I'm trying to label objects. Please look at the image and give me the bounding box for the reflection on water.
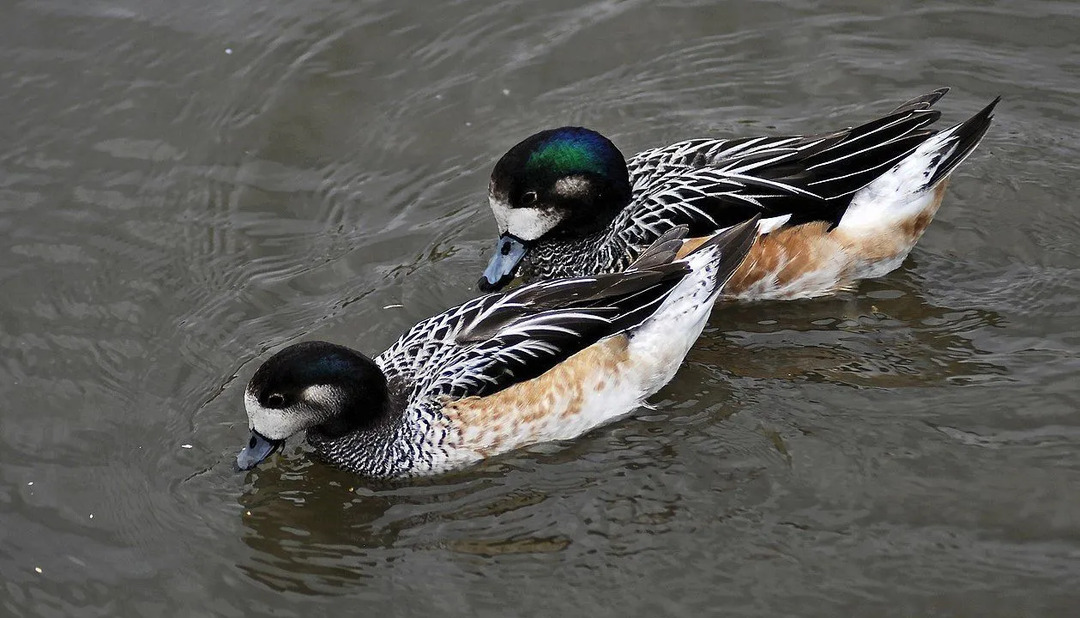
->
[696,262,1009,388]
[236,458,561,594]
[232,419,776,596]
[237,463,399,594]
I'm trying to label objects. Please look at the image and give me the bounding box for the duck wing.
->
[377,224,754,402]
[620,88,951,239]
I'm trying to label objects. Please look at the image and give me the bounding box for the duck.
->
[478,88,999,300]
[236,218,758,478]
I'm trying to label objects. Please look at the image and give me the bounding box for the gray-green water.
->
[3,1,1079,615]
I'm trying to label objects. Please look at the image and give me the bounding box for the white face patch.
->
[244,388,331,441]
[488,196,564,241]
[489,195,512,234]
[505,208,563,241]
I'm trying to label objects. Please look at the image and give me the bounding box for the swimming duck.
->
[236,219,758,478]
[478,88,999,300]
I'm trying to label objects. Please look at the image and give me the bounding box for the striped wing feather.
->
[376,244,691,402]
[620,88,954,244]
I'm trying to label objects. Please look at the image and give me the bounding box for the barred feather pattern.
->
[313,269,686,477]
[515,90,953,282]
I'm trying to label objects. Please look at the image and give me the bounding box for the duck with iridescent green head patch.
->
[478,89,999,300]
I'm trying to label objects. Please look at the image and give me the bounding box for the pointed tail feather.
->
[888,87,950,115]
[838,97,999,233]
[923,96,1000,188]
[792,91,950,209]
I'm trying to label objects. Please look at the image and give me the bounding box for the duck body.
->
[237,220,757,478]
[479,89,999,300]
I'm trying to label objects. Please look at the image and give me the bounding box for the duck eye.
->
[521,191,538,205]
[266,393,286,408]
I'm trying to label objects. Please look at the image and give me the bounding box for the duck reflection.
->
[693,262,1008,387]
[235,457,396,594]
[234,453,567,594]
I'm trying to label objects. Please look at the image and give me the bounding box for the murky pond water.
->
[3,0,1079,615]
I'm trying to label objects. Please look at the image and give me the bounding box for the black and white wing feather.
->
[614,165,830,250]
[375,241,691,403]
[619,88,953,243]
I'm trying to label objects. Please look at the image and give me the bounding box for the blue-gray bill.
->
[478,234,528,292]
[235,430,282,471]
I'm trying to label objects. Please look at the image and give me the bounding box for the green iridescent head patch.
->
[526,128,612,178]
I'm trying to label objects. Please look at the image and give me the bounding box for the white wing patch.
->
[757,214,792,234]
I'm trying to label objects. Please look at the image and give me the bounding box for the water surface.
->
[2,0,1079,615]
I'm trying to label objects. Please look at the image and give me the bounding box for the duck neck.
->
[523,224,634,280]
[305,384,449,479]
[306,421,414,478]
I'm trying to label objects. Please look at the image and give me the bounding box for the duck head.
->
[236,341,389,471]
[478,127,631,292]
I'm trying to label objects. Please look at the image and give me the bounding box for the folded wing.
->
[619,88,955,245]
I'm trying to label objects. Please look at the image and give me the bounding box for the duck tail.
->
[837,97,999,234]
[887,87,951,115]
[922,96,1000,188]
